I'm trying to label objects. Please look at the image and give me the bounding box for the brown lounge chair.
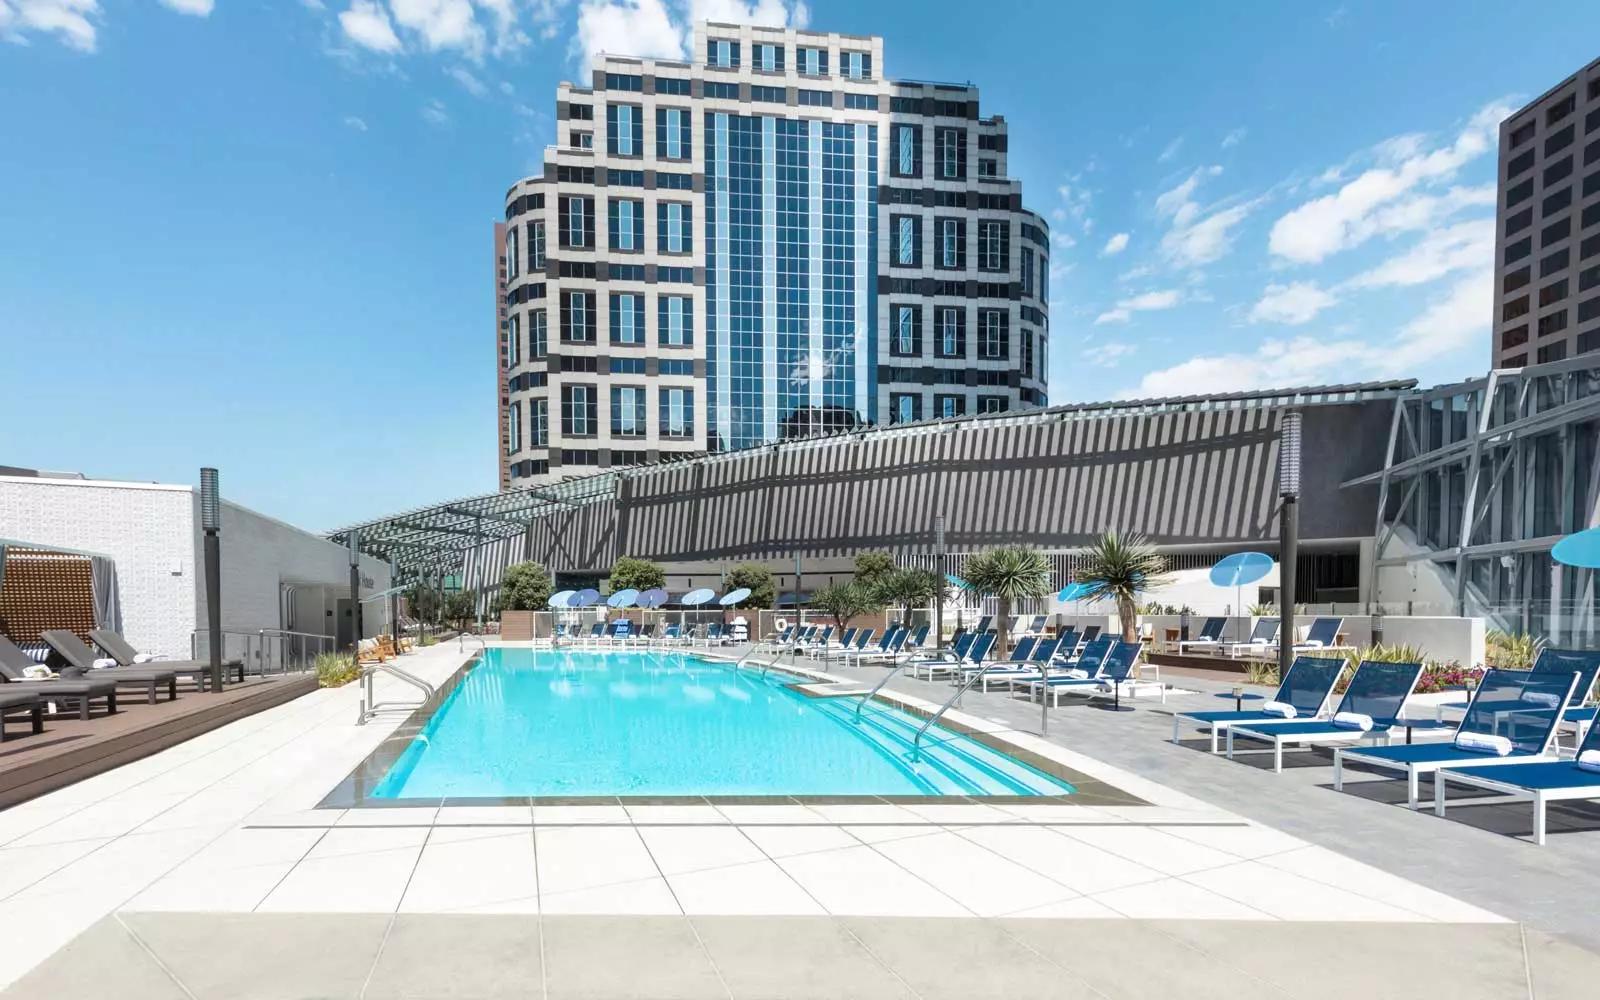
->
[42,631,180,704]
[89,629,244,689]
[0,636,119,719]
[1,689,45,741]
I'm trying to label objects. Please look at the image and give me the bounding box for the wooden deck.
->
[0,674,318,809]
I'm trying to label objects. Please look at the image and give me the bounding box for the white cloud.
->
[421,98,450,125]
[1101,232,1130,256]
[499,79,514,94]
[390,0,484,56]
[1094,289,1183,325]
[1084,342,1135,367]
[0,0,101,51]
[448,65,488,96]
[1221,127,1246,149]
[1158,136,1183,163]
[343,115,369,130]
[1150,165,1253,268]
[1344,218,1494,290]
[339,0,401,52]
[571,0,802,72]
[1267,101,1511,264]
[1248,281,1338,325]
[158,0,213,14]
[1052,232,1077,250]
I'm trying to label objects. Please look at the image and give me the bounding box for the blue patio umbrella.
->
[719,587,752,606]
[1057,581,1093,602]
[681,588,716,606]
[636,588,669,608]
[571,588,601,608]
[548,589,575,609]
[1553,527,1600,569]
[1210,551,1274,618]
[946,573,969,590]
[606,588,640,608]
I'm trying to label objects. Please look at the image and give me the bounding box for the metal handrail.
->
[854,660,907,720]
[357,662,437,725]
[458,633,487,655]
[912,662,993,755]
[759,642,805,678]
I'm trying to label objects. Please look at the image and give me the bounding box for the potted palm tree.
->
[1074,531,1170,643]
[960,547,1052,658]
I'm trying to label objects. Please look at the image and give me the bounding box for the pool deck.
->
[2,639,1599,998]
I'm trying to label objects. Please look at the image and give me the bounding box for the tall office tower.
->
[499,22,1051,486]
[1492,56,1600,368]
[495,219,512,490]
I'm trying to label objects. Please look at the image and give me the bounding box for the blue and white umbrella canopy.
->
[571,588,601,608]
[548,589,576,609]
[946,573,969,590]
[636,588,669,608]
[718,587,752,606]
[681,588,717,606]
[1209,552,1274,588]
[1553,528,1600,569]
[1057,581,1093,602]
[606,588,640,609]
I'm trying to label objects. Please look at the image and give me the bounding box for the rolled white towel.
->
[1301,640,1326,648]
[132,652,166,664]
[1521,691,1562,710]
[1065,668,1089,679]
[1261,701,1296,719]
[22,664,54,680]
[1576,750,1600,773]
[92,657,118,670]
[1332,712,1374,731]
[1456,731,1514,756]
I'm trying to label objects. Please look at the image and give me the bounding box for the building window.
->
[891,304,921,356]
[560,290,596,343]
[797,46,826,76]
[936,217,966,269]
[890,393,920,423]
[611,385,646,437]
[1021,246,1035,297]
[977,309,1008,360]
[561,385,597,437]
[891,214,921,267]
[936,306,965,358]
[708,38,739,68]
[1503,296,1531,322]
[797,89,830,107]
[506,313,522,368]
[1039,253,1048,304]
[1020,327,1035,379]
[660,387,694,437]
[977,158,997,178]
[753,85,786,104]
[977,220,1009,272]
[1538,341,1569,364]
[1509,120,1536,148]
[559,196,593,249]
[978,396,1008,414]
[1543,216,1573,248]
[892,124,921,178]
[528,221,546,271]
[659,201,692,253]
[530,310,548,357]
[1502,325,1530,351]
[531,398,548,446]
[569,130,592,150]
[610,292,645,344]
[935,127,966,180]
[607,103,642,156]
[507,401,521,454]
[505,228,519,280]
[842,51,871,79]
[1538,310,1569,338]
[753,42,782,72]
[659,295,693,346]
[1540,279,1569,308]
[843,93,878,110]
[608,198,644,251]
[934,394,963,419]
[656,107,690,160]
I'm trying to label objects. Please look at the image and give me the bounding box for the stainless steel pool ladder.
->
[458,633,487,655]
[852,661,906,720]
[910,662,993,757]
[758,641,807,677]
[357,663,437,725]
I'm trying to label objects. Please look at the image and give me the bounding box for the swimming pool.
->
[367,647,1077,799]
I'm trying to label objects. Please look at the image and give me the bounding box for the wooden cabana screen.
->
[0,547,97,643]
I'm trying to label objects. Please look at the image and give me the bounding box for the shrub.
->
[724,564,776,608]
[501,562,553,611]
[316,652,361,688]
[609,556,666,592]
[1486,630,1544,670]
[418,634,438,647]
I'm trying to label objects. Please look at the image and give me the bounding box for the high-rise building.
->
[499,22,1051,486]
[1492,56,1600,369]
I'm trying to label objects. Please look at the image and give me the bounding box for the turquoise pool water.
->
[372,648,1076,798]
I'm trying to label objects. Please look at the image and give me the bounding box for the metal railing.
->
[912,663,992,756]
[357,663,436,725]
[190,628,337,675]
[854,660,908,720]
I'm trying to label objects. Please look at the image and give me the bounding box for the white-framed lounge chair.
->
[1169,655,1346,753]
[1175,616,1228,654]
[828,627,875,660]
[1432,695,1600,845]
[1335,667,1580,810]
[1226,660,1425,772]
[905,631,976,679]
[1431,648,1600,738]
[1270,617,1347,655]
[1026,640,1146,708]
[955,636,1038,687]
[901,624,930,652]
[850,626,911,664]
[910,631,996,681]
[969,637,1062,693]
[1224,617,1279,657]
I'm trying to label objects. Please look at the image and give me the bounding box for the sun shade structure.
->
[681,588,716,606]
[1209,551,1274,587]
[606,589,640,608]
[1553,528,1600,570]
[1057,582,1091,602]
[719,587,752,606]
[571,588,601,608]
[636,588,669,608]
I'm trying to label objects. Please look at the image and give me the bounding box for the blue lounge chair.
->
[1224,617,1279,657]
[1433,696,1600,845]
[1169,655,1346,753]
[1336,667,1580,810]
[1175,616,1228,654]
[971,637,1062,693]
[1027,639,1143,707]
[955,636,1037,686]
[848,626,910,664]
[826,627,874,661]
[902,624,930,650]
[1081,625,1102,642]
[913,631,996,681]
[1227,660,1425,772]
[607,619,632,643]
[807,626,854,658]
[1432,648,1600,736]
[906,631,976,679]
[1272,616,1346,654]
[659,623,681,644]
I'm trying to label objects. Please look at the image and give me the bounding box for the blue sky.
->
[2,0,1597,531]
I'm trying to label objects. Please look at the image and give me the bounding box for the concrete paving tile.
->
[668,859,825,915]
[1185,860,1424,922]
[775,845,970,916]
[399,827,540,913]
[869,830,1078,917]
[691,916,915,999]
[639,824,765,875]
[117,912,392,1000]
[841,916,1105,999]
[542,916,727,999]
[737,823,860,859]
[364,914,541,1000]
[1525,928,1600,1000]
[0,915,188,1000]
[539,876,684,915]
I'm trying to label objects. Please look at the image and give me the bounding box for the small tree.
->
[442,589,478,629]
[961,547,1052,658]
[853,552,896,588]
[811,581,879,633]
[873,567,944,620]
[610,556,667,592]
[500,561,553,611]
[405,584,441,624]
[724,563,776,608]
[1075,531,1171,643]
